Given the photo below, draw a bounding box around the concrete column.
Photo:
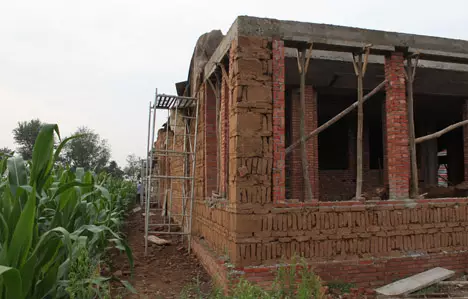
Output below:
[384,52,410,200]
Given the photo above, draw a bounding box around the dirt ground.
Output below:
[108,207,212,298]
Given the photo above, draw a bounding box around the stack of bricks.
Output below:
[384,52,410,200]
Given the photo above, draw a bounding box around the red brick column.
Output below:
[205,84,218,197]
[384,52,410,199]
[220,76,230,196]
[272,39,286,203]
[290,87,319,201]
[305,87,319,200]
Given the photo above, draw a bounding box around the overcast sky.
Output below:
[1,0,466,166]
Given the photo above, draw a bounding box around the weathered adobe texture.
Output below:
[155,33,468,291]
[153,85,235,257]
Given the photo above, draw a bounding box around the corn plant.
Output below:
[0,124,134,298]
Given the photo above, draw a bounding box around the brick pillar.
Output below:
[205,84,217,197]
[220,75,230,196]
[290,87,319,201]
[272,39,286,203]
[463,100,468,182]
[384,52,410,199]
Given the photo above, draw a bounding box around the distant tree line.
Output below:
[2,119,142,180]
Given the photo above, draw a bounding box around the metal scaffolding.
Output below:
[144,90,199,256]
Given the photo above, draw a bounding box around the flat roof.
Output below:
[204,16,468,80]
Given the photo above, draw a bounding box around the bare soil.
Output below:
[108,207,211,298]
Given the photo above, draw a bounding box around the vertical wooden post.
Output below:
[299,48,313,201]
[356,54,364,200]
[352,46,370,200]
[406,56,419,198]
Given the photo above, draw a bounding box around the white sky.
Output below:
[1,0,466,166]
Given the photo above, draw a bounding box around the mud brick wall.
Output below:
[152,83,233,256]
[191,83,233,256]
[153,129,172,207]
[228,35,275,262]
[272,39,286,204]
[234,199,468,268]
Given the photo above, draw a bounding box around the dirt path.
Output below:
[109,207,211,298]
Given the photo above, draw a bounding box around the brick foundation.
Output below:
[192,199,468,291]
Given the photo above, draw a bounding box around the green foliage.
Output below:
[0,124,134,299]
[103,160,124,178]
[63,126,111,172]
[12,119,43,160]
[327,281,355,295]
[179,257,325,299]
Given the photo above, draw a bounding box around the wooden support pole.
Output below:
[356,54,364,200]
[406,56,419,198]
[285,80,386,155]
[298,47,313,201]
[416,120,468,144]
[352,47,370,200]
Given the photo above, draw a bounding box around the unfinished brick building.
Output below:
[152,16,468,289]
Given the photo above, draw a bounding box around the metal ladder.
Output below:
[144,90,199,256]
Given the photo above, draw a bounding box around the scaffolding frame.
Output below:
[144,90,199,256]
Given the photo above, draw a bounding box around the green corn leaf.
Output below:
[0,213,9,245]
[0,265,23,299]
[6,156,27,201]
[34,261,59,299]
[7,187,36,269]
[30,124,59,191]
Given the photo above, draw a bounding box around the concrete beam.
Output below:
[237,16,468,55]
[202,15,468,82]
[284,48,468,73]
[203,18,238,82]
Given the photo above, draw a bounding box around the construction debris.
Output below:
[375,267,455,296]
[133,206,142,213]
[147,235,171,245]
[142,212,155,217]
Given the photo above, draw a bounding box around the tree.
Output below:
[103,160,124,178]
[64,126,111,172]
[124,154,142,182]
[12,119,43,160]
